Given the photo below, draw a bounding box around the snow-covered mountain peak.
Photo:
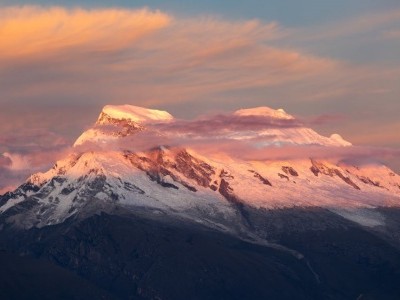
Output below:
[234,107,294,120]
[230,107,351,147]
[74,105,174,147]
[97,105,174,125]
[1,103,400,231]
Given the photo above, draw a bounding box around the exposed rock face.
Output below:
[248,170,272,186]
[278,173,289,181]
[357,175,382,188]
[96,112,143,138]
[0,183,40,207]
[123,148,215,193]
[175,150,215,188]
[310,159,360,190]
[218,179,239,205]
[282,166,299,177]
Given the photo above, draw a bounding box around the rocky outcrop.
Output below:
[124,148,216,192]
[310,160,360,190]
[278,173,289,181]
[248,170,272,186]
[282,166,299,177]
[174,150,215,187]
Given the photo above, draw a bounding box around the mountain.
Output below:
[1,105,400,299]
[2,105,399,230]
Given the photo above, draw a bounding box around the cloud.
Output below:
[0,153,29,194]
[2,152,31,171]
[73,112,400,170]
[0,6,171,58]
[74,122,400,175]
[152,113,302,136]
[0,5,336,108]
[0,154,12,169]
[0,128,71,175]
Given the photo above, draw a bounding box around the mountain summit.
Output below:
[1,104,399,230]
[234,106,294,120]
[98,105,174,125]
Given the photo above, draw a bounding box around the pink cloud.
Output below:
[151,113,302,136]
[73,113,400,171]
[0,155,12,168]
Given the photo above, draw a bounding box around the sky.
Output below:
[1,1,400,192]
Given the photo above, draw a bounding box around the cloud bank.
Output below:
[74,111,400,171]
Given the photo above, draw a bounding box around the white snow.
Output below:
[232,107,351,147]
[329,208,385,227]
[330,133,352,146]
[0,195,25,213]
[234,106,294,120]
[101,105,174,123]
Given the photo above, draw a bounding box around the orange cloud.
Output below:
[0,5,337,109]
[0,6,171,57]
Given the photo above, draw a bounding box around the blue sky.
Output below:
[3,0,399,25]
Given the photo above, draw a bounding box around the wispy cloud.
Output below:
[0,6,336,106]
[74,118,400,170]
[152,113,302,136]
[0,6,170,58]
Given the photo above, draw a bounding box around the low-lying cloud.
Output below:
[152,113,302,136]
[75,112,400,170]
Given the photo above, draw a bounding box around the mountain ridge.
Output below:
[1,105,399,232]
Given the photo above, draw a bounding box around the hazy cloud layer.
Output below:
[76,112,400,169]
[152,114,302,136]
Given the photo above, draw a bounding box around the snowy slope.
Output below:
[1,105,399,231]
[232,107,351,146]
